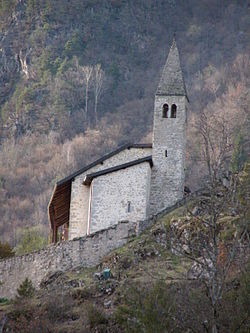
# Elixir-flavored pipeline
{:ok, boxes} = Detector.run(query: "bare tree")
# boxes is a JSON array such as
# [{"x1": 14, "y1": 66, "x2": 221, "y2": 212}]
[
  {"x1": 169, "y1": 177, "x2": 249, "y2": 332},
  {"x1": 93, "y1": 64, "x2": 104, "y2": 124},
  {"x1": 168, "y1": 113, "x2": 249, "y2": 333},
  {"x1": 82, "y1": 65, "x2": 93, "y2": 119},
  {"x1": 197, "y1": 110, "x2": 233, "y2": 182},
  {"x1": 73, "y1": 57, "x2": 93, "y2": 119}
]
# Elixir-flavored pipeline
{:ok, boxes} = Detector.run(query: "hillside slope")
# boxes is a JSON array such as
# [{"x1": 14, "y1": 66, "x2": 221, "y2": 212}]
[{"x1": 1, "y1": 182, "x2": 249, "y2": 332}]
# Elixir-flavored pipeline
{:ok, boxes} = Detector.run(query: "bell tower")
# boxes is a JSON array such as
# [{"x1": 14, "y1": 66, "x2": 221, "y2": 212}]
[{"x1": 150, "y1": 38, "x2": 188, "y2": 215}]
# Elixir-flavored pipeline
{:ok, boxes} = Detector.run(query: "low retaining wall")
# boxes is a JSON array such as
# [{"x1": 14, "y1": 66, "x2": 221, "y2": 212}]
[
  {"x1": 0, "y1": 191, "x2": 201, "y2": 299},
  {"x1": 0, "y1": 221, "x2": 136, "y2": 299}
]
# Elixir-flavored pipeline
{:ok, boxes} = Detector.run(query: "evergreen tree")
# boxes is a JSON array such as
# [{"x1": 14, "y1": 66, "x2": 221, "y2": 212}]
[
  {"x1": 0, "y1": 241, "x2": 15, "y2": 259},
  {"x1": 231, "y1": 133, "x2": 247, "y2": 173},
  {"x1": 17, "y1": 278, "x2": 35, "y2": 298}
]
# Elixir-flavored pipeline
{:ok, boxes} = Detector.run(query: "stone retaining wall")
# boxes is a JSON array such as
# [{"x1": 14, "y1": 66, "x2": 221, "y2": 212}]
[
  {"x1": 0, "y1": 221, "x2": 136, "y2": 299},
  {"x1": 0, "y1": 190, "x2": 202, "y2": 299}
]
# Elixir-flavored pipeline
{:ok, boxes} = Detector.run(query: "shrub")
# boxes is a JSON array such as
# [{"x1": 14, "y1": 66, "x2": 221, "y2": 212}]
[
  {"x1": 45, "y1": 292, "x2": 74, "y2": 322},
  {"x1": 7, "y1": 301, "x2": 52, "y2": 333},
  {"x1": 86, "y1": 302, "x2": 108, "y2": 328},
  {"x1": 115, "y1": 282, "x2": 176, "y2": 333},
  {"x1": 17, "y1": 278, "x2": 35, "y2": 298},
  {"x1": 0, "y1": 241, "x2": 15, "y2": 258},
  {"x1": 231, "y1": 133, "x2": 247, "y2": 173},
  {"x1": 72, "y1": 287, "x2": 94, "y2": 302},
  {"x1": 0, "y1": 297, "x2": 9, "y2": 305}
]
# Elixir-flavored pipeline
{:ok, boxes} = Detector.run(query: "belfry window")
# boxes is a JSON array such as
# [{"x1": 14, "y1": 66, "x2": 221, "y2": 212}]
[
  {"x1": 162, "y1": 104, "x2": 169, "y2": 118},
  {"x1": 171, "y1": 104, "x2": 177, "y2": 118}
]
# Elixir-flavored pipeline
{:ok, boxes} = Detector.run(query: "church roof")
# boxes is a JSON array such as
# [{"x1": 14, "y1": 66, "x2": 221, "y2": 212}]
[
  {"x1": 83, "y1": 155, "x2": 153, "y2": 185},
  {"x1": 156, "y1": 38, "x2": 188, "y2": 99},
  {"x1": 57, "y1": 143, "x2": 152, "y2": 186}
]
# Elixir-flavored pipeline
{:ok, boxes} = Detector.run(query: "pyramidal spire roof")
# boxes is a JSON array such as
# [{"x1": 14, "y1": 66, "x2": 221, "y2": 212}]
[{"x1": 156, "y1": 38, "x2": 188, "y2": 98}]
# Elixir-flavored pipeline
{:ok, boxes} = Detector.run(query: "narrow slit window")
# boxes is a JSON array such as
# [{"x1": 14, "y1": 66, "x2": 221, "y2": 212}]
[
  {"x1": 165, "y1": 149, "x2": 168, "y2": 157},
  {"x1": 127, "y1": 201, "x2": 131, "y2": 213},
  {"x1": 171, "y1": 104, "x2": 177, "y2": 118},
  {"x1": 162, "y1": 104, "x2": 169, "y2": 118}
]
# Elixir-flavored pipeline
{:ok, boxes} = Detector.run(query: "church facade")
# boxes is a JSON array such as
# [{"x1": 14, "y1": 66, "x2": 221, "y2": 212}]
[{"x1": 48, "y1": 39, "x2": 188, "y2": 242}]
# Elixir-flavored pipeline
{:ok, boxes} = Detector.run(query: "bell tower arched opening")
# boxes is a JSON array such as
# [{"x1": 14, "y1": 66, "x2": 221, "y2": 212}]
[
  {"x1": 171, "y1": 104, "x2": 177, "y2": 118},
  {"x1": 162, "y1": 104, "x2": 169, "y2": 118}
]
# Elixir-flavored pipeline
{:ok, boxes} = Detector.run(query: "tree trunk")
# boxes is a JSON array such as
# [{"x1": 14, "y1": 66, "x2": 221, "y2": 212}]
[
  {"x1": 85, "y1": 82, "x2": 89, "y2": 119},
  {"x1": 212, "y1": 307, "x2": 218, "y2": 333},
  {"x1": 94, "y1": 94, "x2": 98, "y2": 125}
]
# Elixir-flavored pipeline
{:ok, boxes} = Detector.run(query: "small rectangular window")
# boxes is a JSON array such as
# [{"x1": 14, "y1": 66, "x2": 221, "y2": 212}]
[
  {"x1": 165, "y1": 150, "x2": 168, "y2": 157},
  {"x1": 127, "y1": 201, "x2": 131, "y2": 213}
]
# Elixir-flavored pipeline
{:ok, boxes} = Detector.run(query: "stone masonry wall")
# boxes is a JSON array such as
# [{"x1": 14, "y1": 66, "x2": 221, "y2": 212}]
[
  {"x1": 0, "y1": 221, "x2": 137, "y2": 299},
  {"x1": 150, "y1": 95, "x2": 187, "y2": 216},
  {"x1": 69, "y1": 147, "x2": 152, "y2": 240},
  {"x1": 0, "y1": 190, "x2": 202, "y2": 300},
  {"x1": 90, "y1": 162, "x2": 151, "y2": 233}
]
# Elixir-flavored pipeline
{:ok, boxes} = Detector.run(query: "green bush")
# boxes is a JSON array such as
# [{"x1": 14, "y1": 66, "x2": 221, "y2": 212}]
[
  {"x1": 0, "y1": 297, "x2": 9, "y2": 305},
  {"x1": 63, "y1": 31, "x2": 86, "y2": 58},
  {"x1": 0, "y1": 241, "x2": 15, "y2": 259},
  {"x1": 17, "y1": 278, "x2": 35, "y2": 298}
]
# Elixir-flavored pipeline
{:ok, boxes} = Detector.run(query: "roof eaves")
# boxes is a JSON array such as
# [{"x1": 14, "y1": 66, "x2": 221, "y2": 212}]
[
  {"x1": 130, "y1": 143, "x2": 152, "y2": 149},
  {"x1": 56, "y1": 143, "x2": 152, "y2": 186},
  {"x1": 56, "y1": 143, "x2": 131, "y2": 186},
  {"x1": 83, "y1": 155, "x2": 153, "y2": 186}
]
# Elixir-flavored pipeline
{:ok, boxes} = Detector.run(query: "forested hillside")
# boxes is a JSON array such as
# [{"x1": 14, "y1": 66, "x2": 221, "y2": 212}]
[{"x1": 0, "y1": 0, "x2": 249, "y2": 245}]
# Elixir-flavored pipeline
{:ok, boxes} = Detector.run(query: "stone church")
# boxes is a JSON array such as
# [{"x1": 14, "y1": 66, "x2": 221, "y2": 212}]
[{"x1": 48, "y1": 39, "x2": 188, "y2": 243}]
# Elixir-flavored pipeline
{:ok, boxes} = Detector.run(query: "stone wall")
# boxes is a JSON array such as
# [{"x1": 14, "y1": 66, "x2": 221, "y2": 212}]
[
  {"x1": 69, "y1": 146, "x2": 152, "y2": 240},
  {"x1": 90, "y1": 162, "x2": 151, "y2": 233},
  {"x1": 0, "y1": 221, "x2": 137, "y2": 299},
  {"x1": 0, "y1": 190, "x2": 202, "y2": 300},
  {"x1": 150, "y1": 95, "x2": 187, "y2": 216}
]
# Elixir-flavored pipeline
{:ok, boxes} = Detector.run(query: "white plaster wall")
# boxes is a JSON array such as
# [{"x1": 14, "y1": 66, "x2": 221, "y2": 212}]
[
  {"x1": 89, "y1": 162, "x2": 151, "y2": 234},
  {"x1": 69, "y1": 147, "x2": 152, "y2": 239},
  {"x1": 149, "y1": 95, "x2": 187, "y2": 216}
]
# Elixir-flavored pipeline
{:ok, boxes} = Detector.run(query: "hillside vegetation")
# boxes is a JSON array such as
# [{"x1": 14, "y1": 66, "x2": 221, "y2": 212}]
[
  {"x1": 0, "y1": 177, "x2": 249, "y2": 332},
  {"x1": 0, "y1": 0, "x2": 249, "y2": 245}
]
